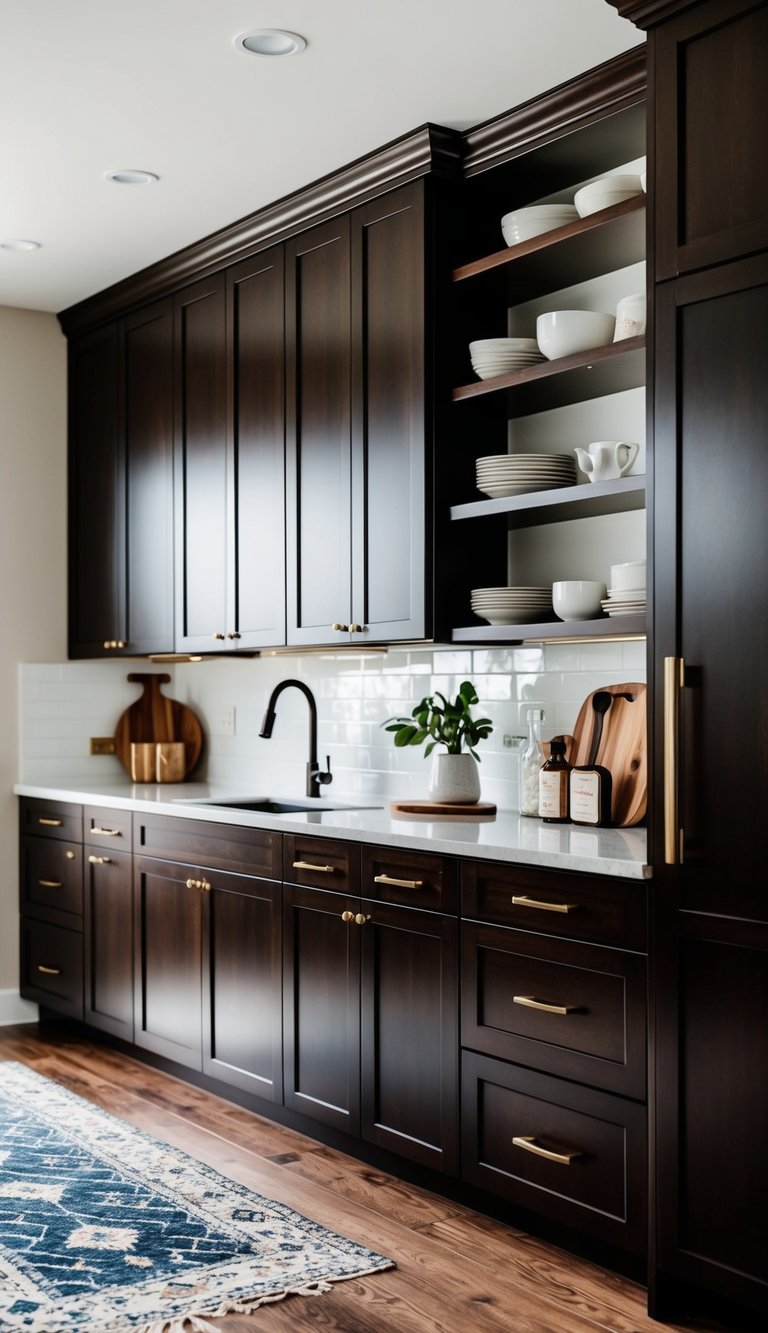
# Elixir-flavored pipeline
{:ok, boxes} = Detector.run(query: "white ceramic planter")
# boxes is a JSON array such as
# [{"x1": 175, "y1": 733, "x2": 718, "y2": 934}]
[{"x1": 428, "y1": 752, "x2": 481, "y2": 803}]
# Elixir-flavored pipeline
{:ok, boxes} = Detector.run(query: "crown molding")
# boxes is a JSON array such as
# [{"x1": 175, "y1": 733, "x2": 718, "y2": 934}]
[
  {"x1": 59, "y1": 124, "x2": 463, "y2": 336},
  {"x1": 603, "y1": 0, "x2": 702, "y2": 26}
]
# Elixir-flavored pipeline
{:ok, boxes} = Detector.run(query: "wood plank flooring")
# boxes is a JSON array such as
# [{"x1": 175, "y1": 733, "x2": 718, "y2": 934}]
[{"x1": 0, "y1": 1024, "x2": 718, "y2": 1332}]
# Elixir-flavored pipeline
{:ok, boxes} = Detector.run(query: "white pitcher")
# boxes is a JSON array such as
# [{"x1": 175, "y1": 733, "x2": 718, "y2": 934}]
[{"x1": 574, "y1": 440, "x2": 639, "y2": 483}]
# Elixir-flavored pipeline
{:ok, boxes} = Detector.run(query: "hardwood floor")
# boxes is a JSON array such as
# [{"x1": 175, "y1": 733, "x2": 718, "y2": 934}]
[{"x1": 0, "y1": 1024, "x2": 715, "y2": 1332}]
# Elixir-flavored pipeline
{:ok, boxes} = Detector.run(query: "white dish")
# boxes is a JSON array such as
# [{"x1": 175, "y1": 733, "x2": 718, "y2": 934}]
[
  {"x1": 605, "y1": 586, "x2": 646, "y2": 600},
  {"x1": 536, "y1": 309, "x2": 615, "y2": 360},
  {"x1": 469, "y1": 337, "x2": 539, "y2": 353},
  {"x1": 474, "y1": 611, "x2": 554, "y2": 625},
  {"x1": 478, "y1": 482, "x2": 574, "y2": 497},
  {"x1": 501, "y1": 204, "x2": 578, "y2": 246},
  {"x1": 573, "y1": 174, "x2": 643, "y2": 218}
]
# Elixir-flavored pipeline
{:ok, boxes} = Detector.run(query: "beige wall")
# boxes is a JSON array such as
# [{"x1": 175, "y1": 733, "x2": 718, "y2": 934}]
[{"x1": 0, "y1": 306, "x2": 67, "y2": 992}]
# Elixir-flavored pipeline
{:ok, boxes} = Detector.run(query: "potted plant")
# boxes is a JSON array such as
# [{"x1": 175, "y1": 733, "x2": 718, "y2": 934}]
[{"x1": 384, "y1": 680, "x2": 493, "y2": 803}]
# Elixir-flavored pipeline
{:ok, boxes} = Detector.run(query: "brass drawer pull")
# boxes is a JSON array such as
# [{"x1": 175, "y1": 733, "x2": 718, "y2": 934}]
[
  {"x1": 513, "y1": 1135, "x2": 581, "y2": 1166},
  {"x1": 65, "y1": 851, "x2": 76, "y2": 860},
  {"x1": 36, "y1": 965, "x2": 61, "y2": 977},
  {"x1": 341, "y1": 910, "x2": 354, "y2": 923},
  {"x1": 38, "y1": 817, "x2": 63, "y2": 827},
  {"x1": 511, "y1": 895, "x2": 577, "y2": 914},
  {"x1": 332, "y1": 623, "x2": 349, "y2": 632},
  {"x1": 88, "y1": 855, "x2": 112, "y2": 865},
  {"x1": 184, "y1": 877, "x2": 212, "y2": 891},
  {"x1": 664, "y1": 655, "x2": 685, "y2": 865},
  {"x1": 374, "y1": 873, "x2": 424, "y2": 890},
  {"x1": 292, "y1": 860, "x2": 335, "y2": 874},
  {"x1": 513, "y1": 995, "x2": 575, "y2": 1016},
  {"x1": 38, "y1": 879, "x2": 63, "y2": 889},
  {"x1": 91, "y1": 826, "x2": 121, "y2": 837},
  {"x1": 200, "y1": 879, "x2": 211, "y2": 893},
  {"x1": 354, "y1": 913, "x2": 371, "y2": 926}
]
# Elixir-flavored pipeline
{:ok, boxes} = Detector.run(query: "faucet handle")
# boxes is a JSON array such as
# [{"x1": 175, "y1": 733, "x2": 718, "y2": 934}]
[{"x1": 317, "y1": 756, "x2": 333, "y2": 787}]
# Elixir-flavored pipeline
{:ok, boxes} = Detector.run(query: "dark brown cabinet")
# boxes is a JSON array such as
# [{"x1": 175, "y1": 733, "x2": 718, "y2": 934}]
[
  {"x1": 19, "y1": 798, "x2": 84, "y2": 1019},
  {"x1": 283, "y1": 839, "x2": 459, "y2": 1172},
  {"x1": 68, "y1": 300, "x2": 175, "y2": 659},
  {"x1": 84, "y1": 838, "x2": 133, "y2": 1042}
]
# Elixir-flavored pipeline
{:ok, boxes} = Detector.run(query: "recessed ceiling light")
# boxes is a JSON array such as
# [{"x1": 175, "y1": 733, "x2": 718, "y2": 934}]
[
  {"x1": 235, "y1": 29, "x2": 307, "y2": 57},
  {"x1": 1, "y1": 238, "x2": 41, "y2": 251},
  {"x1": 104, "y1": 169, "x2": 159, "y2": 186}
]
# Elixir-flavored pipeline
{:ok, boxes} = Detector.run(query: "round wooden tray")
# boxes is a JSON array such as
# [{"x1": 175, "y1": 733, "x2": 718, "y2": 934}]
[{"x1": 114, "y1": 673, "x2": 203, "y2": 780}]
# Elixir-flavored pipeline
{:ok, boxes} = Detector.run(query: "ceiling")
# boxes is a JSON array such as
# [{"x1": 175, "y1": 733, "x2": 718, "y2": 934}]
[{"x1": 1, "y1": 1, "x2": 640, "y2": 315}]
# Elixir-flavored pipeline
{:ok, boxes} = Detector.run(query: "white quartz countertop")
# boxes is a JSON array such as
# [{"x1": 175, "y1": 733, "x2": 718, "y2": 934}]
[{"x1": 14, "y1": 779, "x2": 650, "y2": 880}]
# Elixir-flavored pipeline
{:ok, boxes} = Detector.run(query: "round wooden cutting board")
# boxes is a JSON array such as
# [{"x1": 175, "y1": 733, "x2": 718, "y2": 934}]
[{"x1": 113, "y1": 673, "x2": 203, "y2": 779}]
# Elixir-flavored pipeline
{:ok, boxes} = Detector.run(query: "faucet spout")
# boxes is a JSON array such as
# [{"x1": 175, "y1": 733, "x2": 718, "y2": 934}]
[{"x1": 259, "y1": 679, "x2": 332, "y2": 798}]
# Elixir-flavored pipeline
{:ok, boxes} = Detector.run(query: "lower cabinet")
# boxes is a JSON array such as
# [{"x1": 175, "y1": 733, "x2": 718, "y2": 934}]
[{"x1": 85, "y1": 846, "x2": 134, "y2": 1041}]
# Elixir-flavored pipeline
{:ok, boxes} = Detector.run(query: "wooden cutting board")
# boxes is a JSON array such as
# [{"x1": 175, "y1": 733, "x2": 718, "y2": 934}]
[
  {"x1": 391, "y1": 800, "x2": 497, "y2": 817},
  {"x1": 114, "y1": 674, "x2": 203, "y2": 780},
  {"x1": 563, "y1": 682, "x2": 646, "y2": 827}
]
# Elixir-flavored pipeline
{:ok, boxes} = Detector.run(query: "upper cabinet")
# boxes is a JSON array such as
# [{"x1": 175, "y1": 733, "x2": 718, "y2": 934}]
[{"x1": 68, "y1": 300, "x2": 174, "y2": 659}]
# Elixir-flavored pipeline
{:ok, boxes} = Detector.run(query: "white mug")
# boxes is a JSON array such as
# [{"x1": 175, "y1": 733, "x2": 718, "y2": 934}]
[
  {"x1": 613, "y1": 291, "x2": 646, "y2": 340},
  {"x1": 574, "y1": 441, "x2": 639, "y2": 483}
]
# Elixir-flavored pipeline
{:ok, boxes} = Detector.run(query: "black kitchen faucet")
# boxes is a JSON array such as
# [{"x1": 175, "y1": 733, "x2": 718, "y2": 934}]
[{"x1": 259, "y1": 679, "x2": 333, "y2": 798}]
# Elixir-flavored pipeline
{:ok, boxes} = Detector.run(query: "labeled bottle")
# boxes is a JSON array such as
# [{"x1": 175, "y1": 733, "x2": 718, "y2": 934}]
[
  {"x1": 569, "y1": 765, "x2": 613, "y2": 826},
  {"x1": 519, "y1": 708, "x2": 544, "y2": 817},
  {"x1": 539, "y1": 738, "x2": 571, "y2": 823}
]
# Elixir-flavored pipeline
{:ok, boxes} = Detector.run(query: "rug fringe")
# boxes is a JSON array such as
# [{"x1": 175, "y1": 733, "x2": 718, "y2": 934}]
[{"x1": 137, "y1": 1268, "x2": 392, "y2": 1332}]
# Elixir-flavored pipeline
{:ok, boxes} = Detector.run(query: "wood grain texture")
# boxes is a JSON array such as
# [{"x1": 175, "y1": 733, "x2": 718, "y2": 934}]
[
  {"x1": 390, "y1": 799, "x2": 497, "y2": 817},
  {"x1": 565, "y1": 683, "x2": 646, "y2": 827},
  {"x1": 0, "y1": 1024, "x2": 723, "y2": 1333},
  {"x1": 113, "y1": 674, "x2": 203, "y2": 778}
]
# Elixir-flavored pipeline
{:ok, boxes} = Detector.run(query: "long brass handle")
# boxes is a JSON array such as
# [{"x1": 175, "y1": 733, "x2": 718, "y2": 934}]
[
  {"x1": 374, "y1": 873, "x2": 424, "y2": 890},
  {"x1": 91, "y1": 827, "x2": 121, "y2": 837},
  {"x1": 511, "y1": 895, "x2": 577, "y2": 914},
  {"x1": 38, "y1": 879, "x2": 63, "y2": 889},
  {"x1": 292, "y1": 860, "x2": 335, "y2": 874},
  {"x1": 664, "y1": 656, "x2": 685, "y2": 865},
  {"x1": 88, "y1": 855, "x2": 111, "y2": 864},
  {"x1": 38, "y1": 817, "x2": 62, "y2": 827},
  {"x1": 36, "y1": 965, "x2": 61, "y2": 976},
  {"x1": 513, "y1": 995, "x2": 576, "y2": 1016},
  {"x1": 512, "y1": 1135, "x2": 581, "y2": 1166}
]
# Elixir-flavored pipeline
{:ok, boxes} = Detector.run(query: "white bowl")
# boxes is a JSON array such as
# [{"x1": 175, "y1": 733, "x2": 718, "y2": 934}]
[
  {"x1": 536, "y1": 310, "x2": 616, "y2": 361},
  {"x1": 573, "y1": 174, "x2": 643, "y2": 218},
  {"x1": 610, "y1": 559, "x2": 646, "y2": 590},
  {"x1": 501, "y1": 204, "x2": 578, "y2": 246},
  {"x1": 552, "y1": 580, "x2": 606, "y2": 621}
]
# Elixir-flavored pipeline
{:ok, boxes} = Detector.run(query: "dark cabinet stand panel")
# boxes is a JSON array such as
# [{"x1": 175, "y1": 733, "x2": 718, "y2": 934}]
[{"x1": 133, "y1": 857, "x2": 204, "y2": 1070}]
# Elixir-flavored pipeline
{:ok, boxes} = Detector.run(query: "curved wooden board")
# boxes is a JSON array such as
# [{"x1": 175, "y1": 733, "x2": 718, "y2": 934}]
[
  {"x1": 114, "y1": 673, "x2": 203, "y2": 780},
  {"x1": 562, "y1": 682, "x2": 646, "y2": 827}
]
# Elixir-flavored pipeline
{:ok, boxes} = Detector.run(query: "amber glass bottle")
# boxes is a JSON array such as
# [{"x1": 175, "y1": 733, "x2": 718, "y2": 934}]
[{"x1": 539, "y1": 738, "x2": 571, "y2": 823}]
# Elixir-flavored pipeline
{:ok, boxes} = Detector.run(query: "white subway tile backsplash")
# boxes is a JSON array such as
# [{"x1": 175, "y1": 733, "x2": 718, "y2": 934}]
[{"x1": 18, "y1": 639, "x2": 646, "y2": 809}]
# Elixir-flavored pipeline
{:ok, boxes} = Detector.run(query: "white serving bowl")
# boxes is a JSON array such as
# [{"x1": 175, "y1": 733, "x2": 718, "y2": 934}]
[
  {"x1": 536, "y1": 310, "x2": 616, "y2": 361},
  {"x1": 501, "y1": 204, "x2": 578, "y2": 246},
  {"x1": 552, "y1": 580, "x2": 606, "y2": 621},
  {"x1": 573, "y1": 174, "x2": 643, "y2": 218},
  {"x1": 610, "y1": 559, "x2": 646, "y2": 591}
]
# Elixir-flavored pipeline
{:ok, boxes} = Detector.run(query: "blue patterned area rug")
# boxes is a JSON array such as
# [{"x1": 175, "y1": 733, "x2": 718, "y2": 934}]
[{"x1": 0, "y1": 1062, "x2": 394, "y2": 1332}]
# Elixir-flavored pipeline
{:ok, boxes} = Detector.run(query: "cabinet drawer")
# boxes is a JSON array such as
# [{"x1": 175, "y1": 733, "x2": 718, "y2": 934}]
[
  {"x1": 462, "y1": 860, "x2": 647, "y2": 951},
  {"x1": 19, "y1": 797, "x2": 82, "y2": 844},
  {"x1": 361, "y1": 845, "x2": 457, "y2": 913},
  {"x1": 462, "y1": 923, "x2": 646, "y2": 1099},
  {"x1": 20, "y1": 918, "x2": 83, "y2": 1019},
  {"x1": 284, "y1": 834, "x2": 359, "y2": 893},
  {"x1": 462, "y1": 1051, "x2": 646, "y2": 1254},
  {"x1": 134, "y1": 814, "x2": 281, "y2": 880},
  {"x1": 84, "y1": 806, "x2": 133, "y2": 849},
  {"x1": 21, "y1": 837, "x2": 83, "y2": 920}
]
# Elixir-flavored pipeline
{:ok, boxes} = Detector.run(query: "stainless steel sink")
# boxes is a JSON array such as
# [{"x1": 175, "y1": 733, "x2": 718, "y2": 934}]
[{"x1": 172, "y1": 796, "x2": 381, "y2": 815}]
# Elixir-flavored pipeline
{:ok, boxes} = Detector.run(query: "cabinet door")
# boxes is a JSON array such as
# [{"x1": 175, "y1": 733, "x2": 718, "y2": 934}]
[
  {"x1": 68, "y1": 323, "x2": 123, "y2": 657},
  {"x1": 350, "y1": 183, "x2": 427, "y2": 641},
  {"x1": 282, "y1": 883, "x2": 360, "y2": 1133},
  {"x1": 174, "y1": 275, "x2": 230, "y2": 651},
  {"x1": 360, "y1": 900, "x2": 458, "y2": 1173},
  {"x1": 285, "y1": 217, "x2": 352, "y2": 645},
  {"x1": 228, "y1": 247, "x2": 287, "y2": 648},
  {"x1": 202, "y1": 871, "x2": 282, "y2": 1102},
  {"x1": 133, "y1": 858, "x2": 203, "y2": 1069},
  {"x1": 123, "y1": 299, "x2": 175, "y2": 654},
  {"x1": 654, "y1": 0, "x2": 768, "y2": 279},
  {"x1": 84, "y1": 847, "x2": 133, "y2": 1041}
]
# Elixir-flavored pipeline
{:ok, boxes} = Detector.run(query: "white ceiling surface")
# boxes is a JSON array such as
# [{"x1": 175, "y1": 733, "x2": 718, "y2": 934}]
[{"x1": 1, "y1": 1, "x2": 640, "y2": 314}]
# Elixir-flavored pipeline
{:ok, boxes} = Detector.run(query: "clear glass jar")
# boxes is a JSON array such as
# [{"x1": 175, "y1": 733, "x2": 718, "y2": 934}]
[{"x1": 519, "y1": 708, "x2": 545, "y2": 816}]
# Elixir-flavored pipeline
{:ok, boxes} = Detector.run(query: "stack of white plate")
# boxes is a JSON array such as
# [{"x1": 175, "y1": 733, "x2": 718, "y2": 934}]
[
  {"x1": 601, "y1": 586, "x2": 647, "y2": 617},
  {"x1": 471, "y1": 587, "x2": 554, "y2": 626},
  {"x1": 476, "y1": 453, "x2": 577, "y2": 498},
  {"x1": 469, "y1": 338, "x2": 545, "y2": 381}
]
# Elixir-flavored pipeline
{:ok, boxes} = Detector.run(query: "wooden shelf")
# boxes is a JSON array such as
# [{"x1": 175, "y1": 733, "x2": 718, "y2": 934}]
[
  {"x1": 452, "y1": 196, "x2": 646, "y2": 302},
  {"x1": 450, "y1": 475, "x2": 646, "y2": 528},
  {"x1": 452, "y1": 336, "x2": 645, "y2": 415},
  {"x1": 452, "y1": 614, "x2": 646, "y2": 644}
]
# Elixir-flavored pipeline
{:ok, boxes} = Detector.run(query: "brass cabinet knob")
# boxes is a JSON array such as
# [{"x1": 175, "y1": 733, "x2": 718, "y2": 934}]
[
  {"x1": 212, "y1": 632, "x2": 226, "y2": 641},
  {"x1": 332, "y1": 623, "x2": 349, "y2": 632},
  {"x1": 354, "y1": 913, "x2": 371, "y2": 926},
  {"x1": 185, "y1": 877, "x2": 199, "y2": 890},
  {"x1": 116, "y1": 640, "x2": 126, "y2": 649},
  {"x1": 341, "y1": 910, "x2": 354, "y2": 923},
  {"x1": 65, "y1": 850, "x2": 76, "y2": 860},
  {"x1": 349, "y1": 624, "x2": 364, "y2": 634},
  {"x1": 88, "y1": 854, "x2": 112, "y2": 865},
  {"x1": 200, "y1": 879, "x2": 212, "y2": 892},
  {"x1": 227, "y1": 631, "x2": 241, "y2": 640}
]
